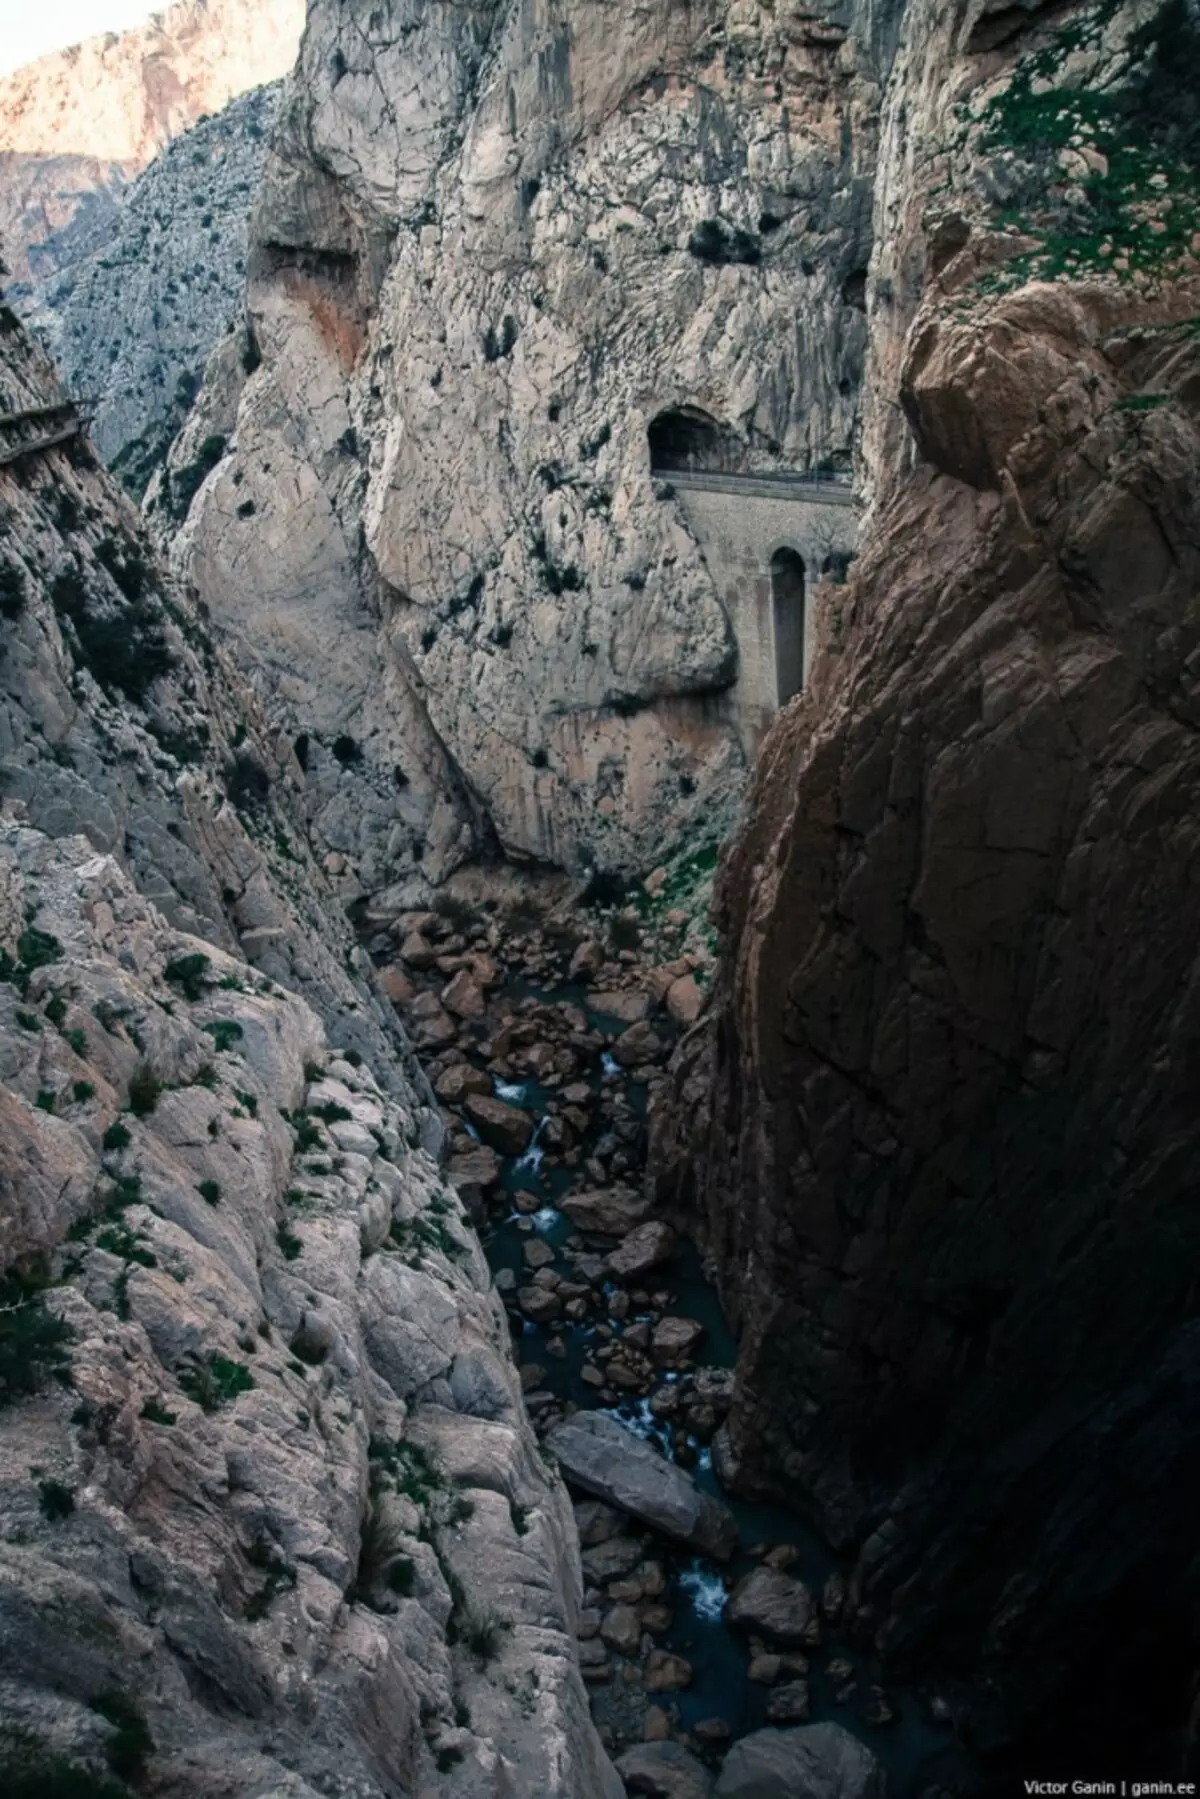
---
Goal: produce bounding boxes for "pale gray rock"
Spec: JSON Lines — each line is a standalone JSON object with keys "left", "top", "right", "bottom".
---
{"left": 15, "top": 87, "right": 282, "bottom": 494}
{"left": 548, "top": 1411, "right": 738, "bottom": 1560}
{"left": 173, "top": 0, "right": 894, "bottom": 889}
{"left": 0, "top": 281, "right": 619, "bottom": 1799}
{"left": 714, "top": 1723, "right": 884, "bottom": 1799}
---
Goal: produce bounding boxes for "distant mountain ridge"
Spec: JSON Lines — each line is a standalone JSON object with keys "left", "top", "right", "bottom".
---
{"left": 0, "top": 0, "right": 304, "bottom": 281}
{"left": 21, "top": 83, "right": 281, "bottom": 492}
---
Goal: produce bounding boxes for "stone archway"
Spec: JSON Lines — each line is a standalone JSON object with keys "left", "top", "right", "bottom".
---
{"left": 770, "top": 547, "right": 806, "bottom": 705}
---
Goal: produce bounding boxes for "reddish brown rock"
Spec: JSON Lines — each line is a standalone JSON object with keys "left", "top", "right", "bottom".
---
{"left": 378, "top": 962, "right": 415, "bottom": 1005}
{"left": 560, "top": 1187, "right": 654, "bottom": 1237}
{"left": 611, "top": 1020, "right": 668, "bottom": 1067}
{"left": 434, "top": 1060, "right": 492, "bottom": 1104}
{"left": 665, "top": 974, "right": 704, "bottom": 1028}
{"left": 589, "top": 988, "right": 651, "bottom": 1026}
{"left": 441, "top": 968, "right": 487, "bottom": 1019}
{"left": 399, "top": 929, "right": 438, "bottom": 970}
{"left": 651, "top": 81, "right": 1200, "bottom": 1763}
{"left": 462, "top": 1092, "right": 534, "bottom": 1155}
{"left": 651, "top": 1316, "right": 703, "bottom": 1367}
{"left": 644, "top": 1650, "right": 693, "bottom": 1693}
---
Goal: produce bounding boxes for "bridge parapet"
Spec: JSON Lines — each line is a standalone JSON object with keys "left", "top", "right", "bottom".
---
{"left": 655, "top": 467, "right": 857, "bottom": 507}
{"left": 661, "top": 467, "right": 861, "bottom": 754}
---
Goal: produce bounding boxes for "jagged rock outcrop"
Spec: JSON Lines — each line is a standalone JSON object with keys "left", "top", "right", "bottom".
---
{"left": 168, "top": 0, "right": 906, "bottom": 892}
{"left": 15, "top": 85, "right": 281, "bottom": 493}
{"left": 653, "top": 0, "right": 1200, "bottom": 1766}
{"left": 0, "top": 288, "right": 618, "bottom": 1795}
{"left": 0, "top": 0, "right": 304, "bottom": 284}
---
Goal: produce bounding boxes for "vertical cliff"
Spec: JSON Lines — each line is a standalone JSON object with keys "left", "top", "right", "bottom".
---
{"left": 654, "top": 0, "right": 1200, "bottom": 1766}
{"left": 168, "top": 0, "right": 906, "bottom": 894}
{"left": 0, "top": 286, "right": 619, "bottom": 1798}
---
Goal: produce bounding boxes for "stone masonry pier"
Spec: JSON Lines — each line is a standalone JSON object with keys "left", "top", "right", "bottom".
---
{"left": 660, "top": 467, "right": 860, "bottom": 753}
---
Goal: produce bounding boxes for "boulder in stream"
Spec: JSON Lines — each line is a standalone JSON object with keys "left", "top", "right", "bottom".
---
{"left": 547, "top": 1410, "right": 738, "bottom": 1559}
{"left": 463, "top": 1091, "right": 535, "bottom": 1155}
{"left": 617, "top": 1739, "right": 715, "bottom": 1798}
{"left": 560, "top": 1186, "right": 653, "bottom": 1236}
{"left": 435, "top": 1060, "right": 493, "bottom": 1103}
{"left": 607, "top": 1221, "right": 677, "bottom": 1280}
{"left": 714, "top": 1723, "right": 884, "bottom": 1799}
{"left": 588, "top": 987, "right": 651, "bottom": 1024}
{"left": 612, "top": 1019, "right": 669, "bottom": 1065}
{"left": 725, "top": 1566, "right": 816, "bottom": 1644}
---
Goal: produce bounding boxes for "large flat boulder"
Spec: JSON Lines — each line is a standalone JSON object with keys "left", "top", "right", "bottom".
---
{"left": 606, "top": 1221, "right": 676, "bottom": 1280}
{"left": 547, "top": 1411, "right": 738, "bottom": 1560}
{"left": 560, "top": 1186, "right": 653, "bottom": 1236}
{"left": 462, "top": 1091, "right": 534, "bottom": 1155}
{"left": 725, "top": 1566, "right": 815, "bottom": 1644}
{"left": 714, "top": 1724, "right": 883, "bottom": 1799}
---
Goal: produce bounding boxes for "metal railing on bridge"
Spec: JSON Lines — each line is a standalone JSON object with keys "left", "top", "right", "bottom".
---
{"left": 651, "top": 459, "right": 857, "bottom": 505}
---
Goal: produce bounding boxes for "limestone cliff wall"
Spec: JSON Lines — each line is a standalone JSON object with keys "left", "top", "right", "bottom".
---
{"left": 0, "top": 0, "right": 304, "bottom": 284}
{"left": 653, "top": 0, "right": 1200, "bottom": 1762}
{"left": 170, "top": 0, "right": 906, "bottom": 892}
{"left": 0, "top": 289, "right": 618, "bottom": 1798}
{"left": 15, "top": 86, "right": 281, "bottom": 493}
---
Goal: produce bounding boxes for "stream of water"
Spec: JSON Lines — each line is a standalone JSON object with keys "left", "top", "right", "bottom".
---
{"left": 462, "top": 982, "right": 960, "bottom": 1796}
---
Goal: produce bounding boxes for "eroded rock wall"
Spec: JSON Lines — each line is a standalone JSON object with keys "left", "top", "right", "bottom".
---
{"left": 16, "top": 85, "right": 282, "bottom": 494}
{"left": 653, "top": 0, "right": 1200, "bottom": 1759}
{"left": 170, "top": 0, "right": 905, "bottom": 890}
{"left": 0, "top": 287, "right": 617, "bottom": 1797}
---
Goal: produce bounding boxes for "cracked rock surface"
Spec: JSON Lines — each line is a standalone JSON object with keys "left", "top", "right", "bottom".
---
{"left": 168, "top": 0, "right": 905, "bottom": 887}
{"left": 0, "top": 268, "right": 617, "bottom": 1798}
{"left": 651, "top": 0, "right": 1200, "bottom": 1758}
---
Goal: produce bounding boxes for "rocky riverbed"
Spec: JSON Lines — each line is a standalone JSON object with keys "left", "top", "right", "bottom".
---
{"left": 373, "top": 878, "right": 965, "bottom": 1797}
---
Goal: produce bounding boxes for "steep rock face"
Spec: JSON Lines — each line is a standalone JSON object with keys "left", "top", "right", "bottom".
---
{"left": 16, "top": 85, "right": 280, "bottom": 492}
{"left": 0, "top": 291, "right": 617, "bottom": 1795}
{"left": 653, "top": 0, "right": 1200, "bottom": 1760}
{"left": 171, "top": 0, "right": 905, "bottom": 889}
{"left": 0, "top": 0, "right": 303, "bottom": 284}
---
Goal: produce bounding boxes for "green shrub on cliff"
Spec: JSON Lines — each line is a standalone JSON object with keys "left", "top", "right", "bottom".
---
{"left": 0, "top": 1275, "right": 73, "bottom": 1407}
{"left": 975, "top": 0, "right": 1200, "bottom": 286}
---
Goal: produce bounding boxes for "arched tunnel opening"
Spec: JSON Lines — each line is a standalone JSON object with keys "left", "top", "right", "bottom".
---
{"left": 771, "top": 547, "right": 807, "bottom": 706}
{"left": 648, "top": 406, "right": 737, "bottom": 474}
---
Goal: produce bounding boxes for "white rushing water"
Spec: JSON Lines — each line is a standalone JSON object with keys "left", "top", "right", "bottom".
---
{"left": 494, "top": 1079, "right": 529, "bottom": 1103}
{"left": 608, "top": 1395, "right": 673, "bottom": 1454}
{"left": 514, "top": 1119, "right": 546, "bottom": 1175}
{"left": 679, "top": 1559, "right": 728, "bottom": 1622}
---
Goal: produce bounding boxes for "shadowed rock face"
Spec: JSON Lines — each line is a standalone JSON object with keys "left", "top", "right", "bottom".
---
{"left": 652, "top": 0, "right": 1200, "bottom": 1763}
{"left": 169, "top": 0, "right": 907, "bottom": 890}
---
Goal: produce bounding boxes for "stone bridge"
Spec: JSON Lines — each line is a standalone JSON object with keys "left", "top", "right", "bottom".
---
{"left": 660, "top": 465, "right": 860, "bottom": 753}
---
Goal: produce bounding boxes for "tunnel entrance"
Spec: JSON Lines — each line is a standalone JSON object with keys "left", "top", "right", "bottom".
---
{"left": 771, "top": 547, "right": 807, "bottom": 705}
{"left": 648, "top": 406, "right": 736, "bottom": 474}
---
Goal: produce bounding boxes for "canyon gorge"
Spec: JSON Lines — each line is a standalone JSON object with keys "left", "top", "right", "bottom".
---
{"left": 1, "top": 0, "right": 1198, "bottom": 1796}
